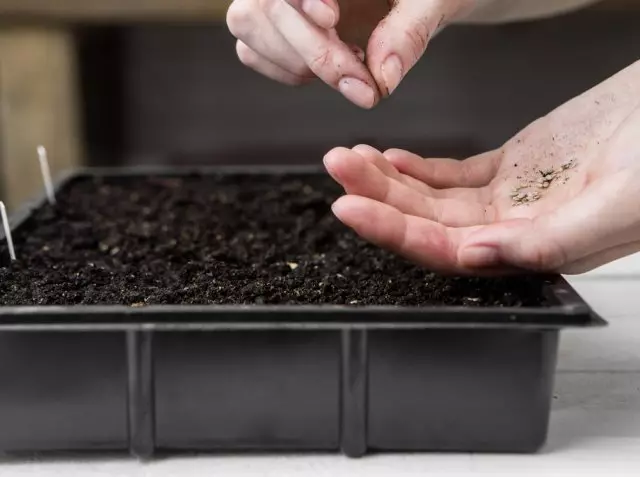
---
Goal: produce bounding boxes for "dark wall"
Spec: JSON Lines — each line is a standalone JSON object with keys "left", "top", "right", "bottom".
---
{"left": 78, "top": 9, "right": 640, "bottom": 167}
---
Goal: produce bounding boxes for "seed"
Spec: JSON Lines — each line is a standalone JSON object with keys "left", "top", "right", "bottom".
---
{"left": 287, "top": 262, "right": 299, "bottom": 270}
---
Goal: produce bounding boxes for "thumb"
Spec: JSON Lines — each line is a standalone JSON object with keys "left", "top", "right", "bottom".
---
{"left": 366, "top": 0, "right": 472, "bottom": 95}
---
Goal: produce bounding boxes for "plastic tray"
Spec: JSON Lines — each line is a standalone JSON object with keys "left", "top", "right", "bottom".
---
{"left": 0, "top": 167, "right": 606, "bottom": 458}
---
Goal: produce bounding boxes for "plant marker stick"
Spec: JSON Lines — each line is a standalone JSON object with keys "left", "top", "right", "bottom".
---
{"left": 37, "top": 145, "right": 56, "bottom": 205}
{"left": 0, "top": 201, "right": 16, "bottom": 261}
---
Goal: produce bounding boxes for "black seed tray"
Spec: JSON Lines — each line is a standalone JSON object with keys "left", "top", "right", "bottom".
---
{"left": 0, "top": 167, "right": 606, "bottom": 458}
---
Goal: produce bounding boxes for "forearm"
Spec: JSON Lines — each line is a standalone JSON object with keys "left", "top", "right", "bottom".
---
{"left": 455, "top": 0, "right": 602, "bottom": 23}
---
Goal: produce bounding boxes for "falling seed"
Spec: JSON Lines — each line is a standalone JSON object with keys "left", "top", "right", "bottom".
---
{"left": 350, "top": 300, "right": 359, "bottom": 305}
{"left": 287, "top": 262, "right": 299, "bottom": 270}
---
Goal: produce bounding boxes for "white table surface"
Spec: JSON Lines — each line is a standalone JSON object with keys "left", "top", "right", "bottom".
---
{"left": 2, "top": 254, "right": 640, "bottom": 477}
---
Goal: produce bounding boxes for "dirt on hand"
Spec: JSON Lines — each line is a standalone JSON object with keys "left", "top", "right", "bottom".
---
{"left": 511, "top": 159, "right": 577, "bottom": 206}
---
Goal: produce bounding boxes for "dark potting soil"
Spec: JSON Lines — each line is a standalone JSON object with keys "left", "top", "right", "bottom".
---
{"left": 0, "top": 173, "right": 549, "bottom": 307}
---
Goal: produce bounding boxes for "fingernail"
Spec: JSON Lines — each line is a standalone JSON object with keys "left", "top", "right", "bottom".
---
{"left": 301, "top": 0, "right": 336, "bottom": 29}
{"left": 381, "top": 55, "right": 403, "bottom": 95}
{"left": 461, "top": 246, "right": 500, "bottom": 267}
{"left": 339, "top": 77, "right": 375, "bottom": 109}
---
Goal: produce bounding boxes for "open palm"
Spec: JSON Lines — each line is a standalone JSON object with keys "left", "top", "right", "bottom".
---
{"left": 324, "top": 60, "right": 640, "bottom": 275}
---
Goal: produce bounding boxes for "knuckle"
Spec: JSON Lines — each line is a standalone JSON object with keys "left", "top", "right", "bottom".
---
{"left": 308, "top": 48, "right": 332, "bottom": 74}
{"left": 226, "top": 0, "right": 255, "bottom": 37}
{"left": 402, "top": 17, "right": 432, "bottom": 60}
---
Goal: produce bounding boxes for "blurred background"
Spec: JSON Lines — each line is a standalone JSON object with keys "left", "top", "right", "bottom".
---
{"left": 0, "top": 0, "right": 639, "bottom": 210}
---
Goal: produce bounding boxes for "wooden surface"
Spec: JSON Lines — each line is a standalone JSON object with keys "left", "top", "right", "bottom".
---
{"left": 0, "top": 0, "right": 636, "bottom": 22}
{"left": 0, "top": 27, "right": 82, "bottom": 210}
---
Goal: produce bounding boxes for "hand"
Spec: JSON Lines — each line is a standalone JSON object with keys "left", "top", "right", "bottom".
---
{"left": 323, "top": 60, "right": 640, "bottom": 275}
{"left": 226, "top": 0, "right": 475, "bottom": 109}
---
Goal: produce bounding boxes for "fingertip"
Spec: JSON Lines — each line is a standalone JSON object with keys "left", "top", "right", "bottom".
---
{"left": 352, "top": 144, "right": 381, "bottom": 156}
{"left": 383, "top": 148, "right": 403, "bottom": 161}
{"left": 338, "top": 77, "right": 377, "bottom": 109}
{"left": 325, "top": 147, "right": 367, "bottom": 190}
{"left": 383, "top": 148, "right": 417, "bottom": 170}
{"left": 323, "top": 146, "right": 351, "bottom": 174}
{"left": 331, "top": 195, "right": 397, "bottom": 234}
{"left": 330, "top": 195, "right": 351, "bottom": 220}
{"left": 300, "top": 0, "right": 339, "bottom": 29}
{"left": 331, "top": 195, "right": 377, "bottom": 229}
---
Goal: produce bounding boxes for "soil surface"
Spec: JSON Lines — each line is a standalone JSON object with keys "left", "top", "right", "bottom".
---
{"left": 0, "top": 173, "right": 549, "bottom": 307}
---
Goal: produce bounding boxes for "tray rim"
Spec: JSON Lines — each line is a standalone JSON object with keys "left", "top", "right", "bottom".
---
{"left": 0, "top": 166, "right": 606, "bottom": 331}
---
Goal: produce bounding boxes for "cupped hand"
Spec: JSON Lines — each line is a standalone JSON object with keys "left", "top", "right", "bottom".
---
{"left": 226, "top": 0, "right": 474, "bottom": 108}
{"left": 324, "top": 60, "right": 640, "bottom": 274}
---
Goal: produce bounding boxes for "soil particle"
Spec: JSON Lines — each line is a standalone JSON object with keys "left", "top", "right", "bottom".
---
{"left": 0, "top": 174, "right": 549, "bottom": 307}
{"left": 510, "top": 159, "right": 577, "bottom": 206}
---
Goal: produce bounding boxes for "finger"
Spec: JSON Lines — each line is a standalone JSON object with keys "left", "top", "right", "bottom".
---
{"left": 384, "top": 148, "right": 501, "bottom": 189}
{"left": 353, "top": 144, "right": 437, "bottom": 196}
{"left": 561, "top": 241, "right": 640, "bottom": 275}
{"left": 265, "top": 0, "right": 380, "bottom": 109}
{"left": 458, "top": 172, "right": 640, "bottom": 272}
{"left": 227, "top": 0, "right": 311, "bottom": 78}
{"left": 331, "top": 195, "right": 470, "bottom": 273}
{"left": 352, "top": 144, "right": 404, "bottom": 181}
{"left": 236, "top": 41, "right": 314, "bottom": 85}
{"left": 331, "top": 195, "right": 510, "bottom": 275}
{"left": 285, "top": 0, "right": 339, "bottom": 30}
{"left": 324, "top": 147, "right": 493, "bottom": 227}
{"left": 356, "top": 145, "right": 487, "bottom": 201}
{"left": 366, "top": 0, "right": 465, "bottom": 95}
